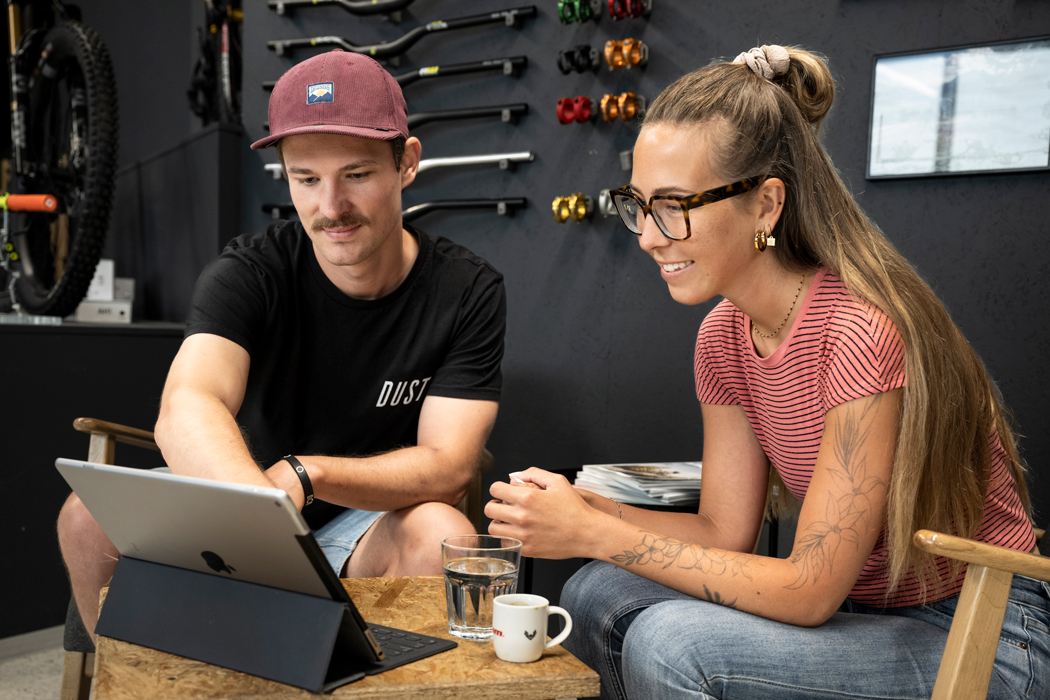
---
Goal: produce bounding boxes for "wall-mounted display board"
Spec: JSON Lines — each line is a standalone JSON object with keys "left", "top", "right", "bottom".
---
{"left": 238, "top": 2, "right": 1050, "bottom": 606}
{"left": 867, "top": 36, "right": 1050, "bottom": 179}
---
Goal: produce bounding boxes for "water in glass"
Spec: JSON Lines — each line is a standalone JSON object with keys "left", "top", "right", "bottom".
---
{"left": 443, "top": 556, "right": 518, "bottom": 640}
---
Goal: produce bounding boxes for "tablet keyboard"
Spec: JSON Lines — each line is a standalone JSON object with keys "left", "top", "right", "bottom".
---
{"left": 366, "top": 623, "right": 458, "bottom": 673}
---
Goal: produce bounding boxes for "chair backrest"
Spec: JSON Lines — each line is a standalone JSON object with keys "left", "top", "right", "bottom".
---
{"left": 914, "top": 528, "right": 1050, "bottom": 700}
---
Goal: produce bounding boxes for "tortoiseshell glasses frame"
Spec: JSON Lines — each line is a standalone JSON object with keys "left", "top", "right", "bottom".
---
{"left": 611, "top": 175, "right": 766, "bottom": 241}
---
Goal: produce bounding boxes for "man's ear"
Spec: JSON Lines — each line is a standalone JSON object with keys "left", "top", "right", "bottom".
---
{"left": 399, "top": 137, "right": 422, "bottom": 190}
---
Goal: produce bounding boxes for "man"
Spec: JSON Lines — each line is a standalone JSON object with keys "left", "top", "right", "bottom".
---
{"left": 57, "top": 50, "right": 505, "bottom": 640}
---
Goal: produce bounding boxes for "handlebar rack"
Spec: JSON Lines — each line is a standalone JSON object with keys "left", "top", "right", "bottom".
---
{"left": 262, "top": 56, "right": 528, "bottom": 94}
{"left": 262, "top": 198, "right": 528, "bottom": 222}
{"left": 407, "top": 103, "right": 528, "bottom": 130}
{"left": 267, "top": 6, "right": 537, "bottom": 64}
{"left": 268, "top": 0, "right": 416, "bottom": 21}
{"left": 264, "top": 151, "right": 536, "bottom": 179}
{"left": 415, "top": 151, "right": 535, "bottom": 174}
{"left": 402, "top": 198, "right": 527, "bottom": 222}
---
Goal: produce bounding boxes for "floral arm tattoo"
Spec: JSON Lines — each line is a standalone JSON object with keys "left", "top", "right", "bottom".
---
{"left": 786, "top": 394, "right": 887, "bottom": 590}
{"left": 610, "top": 533, "right": 756, "bottom": 608}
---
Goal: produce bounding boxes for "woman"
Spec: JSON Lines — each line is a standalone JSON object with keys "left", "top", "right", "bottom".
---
{"left": 486, "top": 45, "right": 1048, "bottom": 699}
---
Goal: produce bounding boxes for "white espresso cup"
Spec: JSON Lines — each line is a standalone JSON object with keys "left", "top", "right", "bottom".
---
{"left": 492, "top": 594, "right": 573, "bottom": 663}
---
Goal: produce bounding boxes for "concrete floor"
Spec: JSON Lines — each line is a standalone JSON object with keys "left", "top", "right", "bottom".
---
{"left": 0, "top": 626, "right": 77, "bottom": 700}
{"left": 0, "top": 645, "right": 67, "bottom": 700}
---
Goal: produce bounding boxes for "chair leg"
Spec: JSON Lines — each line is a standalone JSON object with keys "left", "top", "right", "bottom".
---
{"left": 60, "top": 650, "right": 92, "bottom": 700}
{"left": 931, "top": 564, "right": 1013, "bottom": 700}
{"left": 87, "top": 432, "right": 116, "bottom": 465}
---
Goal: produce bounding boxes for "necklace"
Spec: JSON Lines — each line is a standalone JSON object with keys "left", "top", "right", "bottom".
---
{"left": 752, "top": 272, "right": 805, "bottom": 339}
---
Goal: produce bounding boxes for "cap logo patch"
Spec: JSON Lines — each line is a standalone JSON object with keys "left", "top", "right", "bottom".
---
{"left": 307, "top": 82, "right": 334, "bottom": 104}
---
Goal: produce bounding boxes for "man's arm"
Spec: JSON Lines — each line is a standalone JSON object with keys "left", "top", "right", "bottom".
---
{"left": 154, "top": 333, "right": 273, "bottom": 490}
{"left": 157, "top": 335, "right": 498, "bottom": 512}
{"left": 266, "top": 395, "right": 498, "bottom": 511}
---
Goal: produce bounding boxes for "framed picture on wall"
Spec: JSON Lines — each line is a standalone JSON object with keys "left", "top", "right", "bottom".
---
{"left": 866, "top": 36, "right": 1050, "bottom": 179}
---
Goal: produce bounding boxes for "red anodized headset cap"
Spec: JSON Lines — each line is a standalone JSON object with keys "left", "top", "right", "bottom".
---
{"left": 250, "top": 49, "right": 409, "bottom": 150}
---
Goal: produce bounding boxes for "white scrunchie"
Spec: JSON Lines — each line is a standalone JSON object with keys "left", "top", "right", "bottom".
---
{"left": 733, "top": 45, "right": 790, "bottom": 80}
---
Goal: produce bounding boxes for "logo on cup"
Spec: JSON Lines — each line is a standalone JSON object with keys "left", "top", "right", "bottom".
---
{"left": 493, "top": 629, "right": 504, "bottom": 637}
{"left": 524, "top": 630, "right": 537, "bottom": 640}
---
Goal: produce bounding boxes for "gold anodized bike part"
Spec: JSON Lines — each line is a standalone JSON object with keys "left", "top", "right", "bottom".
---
{"left": 568, "top": 193, "right": 590, "bottom": 222}
{"left": 604, "top": 40, "right": 627, "bottom": 70}
{"left": 622, "top": 38, "right": 646, "bottom": 67}
{"left": 604, "top": 38, "right": 647, "bottom": 71}
{"left": 600, "top": 93, "right": 621, "bottom": 122}
{"left": 618, "top": 92, "right": 639, "bottom": 121}
{"left": 552, "top": 196, "right": 573, "bottom": 223}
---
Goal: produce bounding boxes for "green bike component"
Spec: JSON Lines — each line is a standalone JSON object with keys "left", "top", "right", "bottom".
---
{"left": 558, "top": 0, "right": 593, "bottom": 23}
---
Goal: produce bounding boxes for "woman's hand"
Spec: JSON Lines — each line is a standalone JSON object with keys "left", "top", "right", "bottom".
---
{"left": 486, "top": 467, "right": 614, "bottom": 559}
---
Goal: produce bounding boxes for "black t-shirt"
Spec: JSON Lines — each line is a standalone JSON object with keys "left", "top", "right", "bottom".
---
{"left": 184, "top": 221, "right": 506, "bottom": 528}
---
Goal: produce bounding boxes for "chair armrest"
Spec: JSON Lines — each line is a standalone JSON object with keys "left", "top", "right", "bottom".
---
{"left": 914, "top": 530, "right": 1050, "bottom": 582}
{"left": 73, "top": 417, "right": 159, "bottom": 452}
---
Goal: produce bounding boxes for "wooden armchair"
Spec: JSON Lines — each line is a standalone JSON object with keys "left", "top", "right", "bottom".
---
{"left": 61, "top": 416, "right": 493, "bottom": 700}
{"left": 913, "top": 526, "right": 1049, "bottom": 700}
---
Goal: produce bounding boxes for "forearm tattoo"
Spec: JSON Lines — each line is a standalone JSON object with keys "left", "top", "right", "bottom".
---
{"left": 786, "top": 395, "right": 887, "bottom": 590}
{"left": 611, "top": 534, "right": 755, "bottom": 578}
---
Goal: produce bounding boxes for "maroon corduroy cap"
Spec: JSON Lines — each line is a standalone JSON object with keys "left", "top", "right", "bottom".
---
{"left": 250, "top": 50, "right": 408, "bottom": 150}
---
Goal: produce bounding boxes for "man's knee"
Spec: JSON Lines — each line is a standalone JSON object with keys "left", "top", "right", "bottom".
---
{"left": 58, "top": 494, "right": 98, "bottom": 549}
{"left": 57, "top": 493, "right": 117, "bottom": 564}
{"left": 396, "top": 501, "right": 475, "bottom": 544}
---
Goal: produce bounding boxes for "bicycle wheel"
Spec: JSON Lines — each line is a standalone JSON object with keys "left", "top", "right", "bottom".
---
{"left": 13, "top": 20, "right": 118, "bottom": 317}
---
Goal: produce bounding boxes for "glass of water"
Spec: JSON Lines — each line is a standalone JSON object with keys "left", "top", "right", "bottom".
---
{"left": 441, "top": 535, "right": 522, "bottom": 640}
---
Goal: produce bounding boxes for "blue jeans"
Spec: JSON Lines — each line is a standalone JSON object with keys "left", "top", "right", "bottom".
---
{"left": 561, "top": 561, "right": 1050, "bottom": 700}
{"left": 314, "top": 507, "right": 385, "bottom": 576}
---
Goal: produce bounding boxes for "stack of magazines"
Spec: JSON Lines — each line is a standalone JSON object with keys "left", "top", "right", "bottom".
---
{"left": 574, "top": 462, "right": 702, "bottom": 506}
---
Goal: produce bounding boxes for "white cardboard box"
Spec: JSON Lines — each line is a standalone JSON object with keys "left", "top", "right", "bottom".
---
{"left": 86, "top": 259, "right": 115, "bottom": 301}
{"left": 74, "top": 299, "right": 132, "bottom": 324}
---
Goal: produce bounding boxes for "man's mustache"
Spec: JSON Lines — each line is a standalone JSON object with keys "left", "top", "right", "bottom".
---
{"left": 312, "top": 214, "right": 370, "bottom": 233}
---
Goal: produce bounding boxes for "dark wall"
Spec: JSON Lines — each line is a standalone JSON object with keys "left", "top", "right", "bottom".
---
{"left": 74, "top": 0, "right": 239, "bottom": 322}
{"left": 243, "top": 0, "right": 1050, "bottom": 598}
{"left": 72, "top": 0, "right": 202, "bottom": 169}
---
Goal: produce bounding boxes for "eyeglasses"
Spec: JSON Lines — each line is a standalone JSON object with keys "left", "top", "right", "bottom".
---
{"left": 611, "top": 176, "right": 766, "bottom": 240}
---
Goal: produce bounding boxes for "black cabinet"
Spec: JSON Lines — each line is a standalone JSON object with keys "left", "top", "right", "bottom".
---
{"left": 0, "top": 322, "right": 182, "bottom": 638}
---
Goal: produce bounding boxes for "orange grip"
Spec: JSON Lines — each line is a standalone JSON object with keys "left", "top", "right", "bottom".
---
{"left": 6, "top": 194, "right": 58, "bottom": 212}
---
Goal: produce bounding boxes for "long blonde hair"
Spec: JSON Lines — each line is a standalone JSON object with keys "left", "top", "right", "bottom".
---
{"left": 644, "top": 47, "right": 1032, "bottom": 597}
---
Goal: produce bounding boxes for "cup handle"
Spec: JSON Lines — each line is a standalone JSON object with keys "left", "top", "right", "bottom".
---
{"left": 545, "top": 606, "right": 573, "bottom": 649}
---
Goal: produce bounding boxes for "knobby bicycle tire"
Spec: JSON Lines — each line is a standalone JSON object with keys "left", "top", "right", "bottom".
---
{"left": 14, "top": 20, "right": 118, "bottom": 317}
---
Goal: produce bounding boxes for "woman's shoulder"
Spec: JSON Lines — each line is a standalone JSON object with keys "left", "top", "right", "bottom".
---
{"left": 810, "top": 270, "right": 899, "bottom": 350}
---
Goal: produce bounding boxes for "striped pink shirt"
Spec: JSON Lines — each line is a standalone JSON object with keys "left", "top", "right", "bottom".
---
{"left": 694, "top": 268, "right": 1034, "bottom": 607}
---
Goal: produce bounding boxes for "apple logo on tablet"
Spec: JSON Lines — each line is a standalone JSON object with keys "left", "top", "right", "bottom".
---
{"left": 201, "top": 551, "right": 236, "bottom": 575}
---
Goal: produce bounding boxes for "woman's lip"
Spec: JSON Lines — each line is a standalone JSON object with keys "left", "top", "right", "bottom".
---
{"left": 658, "top": 260, "right": 694, "bottom": 279}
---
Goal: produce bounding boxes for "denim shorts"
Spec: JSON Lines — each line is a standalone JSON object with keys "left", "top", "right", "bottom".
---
{"left": 314, "top": 507, "right": 386, "bottom": 576}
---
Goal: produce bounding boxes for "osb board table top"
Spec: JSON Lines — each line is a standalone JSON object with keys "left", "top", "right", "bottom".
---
{"left": 93, "top": 575, "right": 599, "bottom": 700}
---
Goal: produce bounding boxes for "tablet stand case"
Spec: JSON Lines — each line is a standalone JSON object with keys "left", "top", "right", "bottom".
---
{"left": 95, "top": 557, "right": 375, "bottom": 692}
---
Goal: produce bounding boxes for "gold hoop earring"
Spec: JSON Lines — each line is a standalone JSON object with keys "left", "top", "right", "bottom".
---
{"left": 754, "top": 225, "right": 776, "bottom": 252}
{"left": 754, "top": 228, "right": 769, "bottom": 252}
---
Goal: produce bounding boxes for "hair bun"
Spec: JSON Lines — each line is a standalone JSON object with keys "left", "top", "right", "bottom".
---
{"left": 776, "top": 47, "right": 835, "bottom": 130}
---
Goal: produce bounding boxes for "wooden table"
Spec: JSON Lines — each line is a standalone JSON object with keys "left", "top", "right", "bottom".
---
{"left": 92, "top": 576, "right": 600, "bottom": 699}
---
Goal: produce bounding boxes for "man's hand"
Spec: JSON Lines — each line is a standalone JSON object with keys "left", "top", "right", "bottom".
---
{"left": 264, "top": 459, "right": 307, "bottom": 510}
